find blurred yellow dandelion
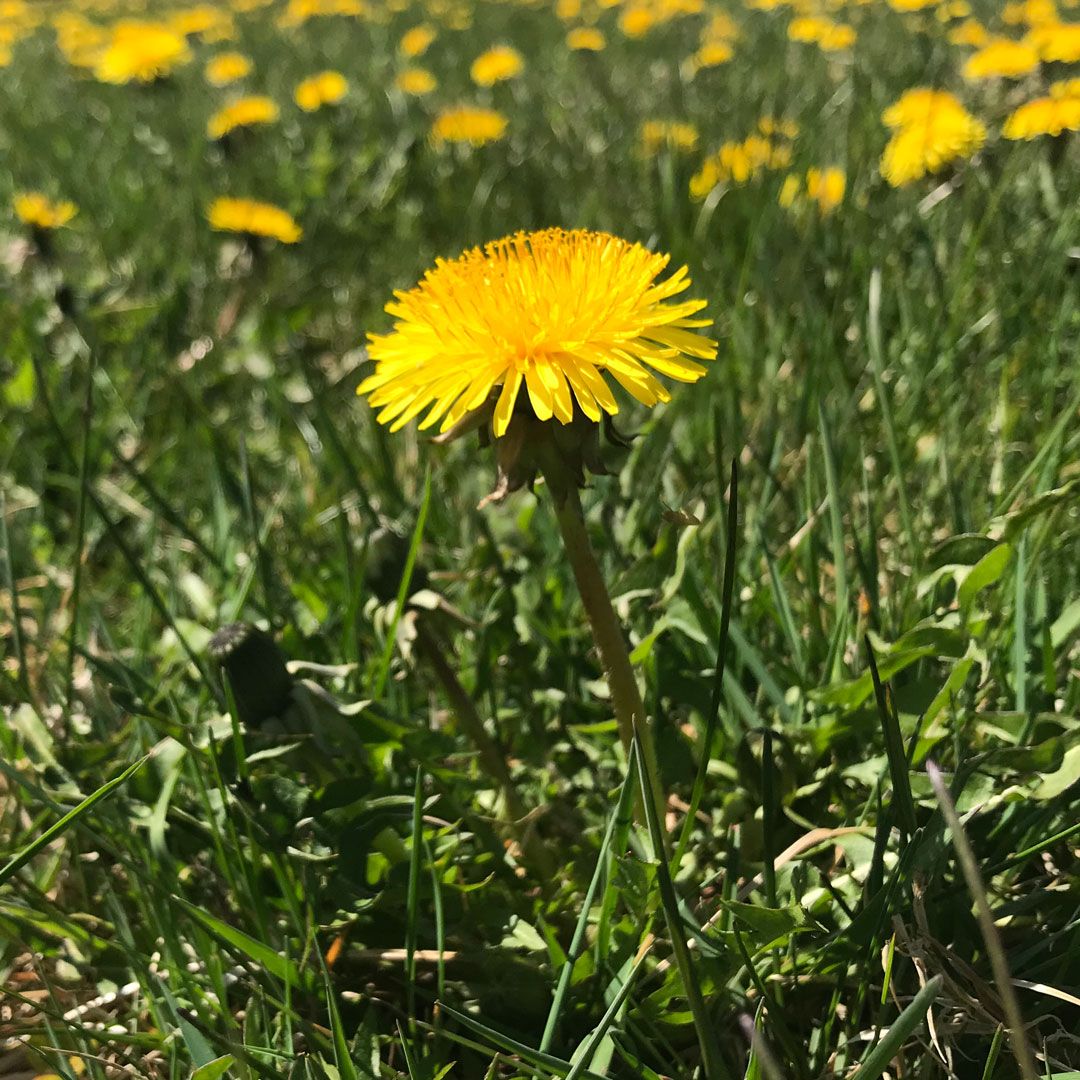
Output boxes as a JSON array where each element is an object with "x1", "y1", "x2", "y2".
[
  {"x1": 295, "y1": 70, "x2": 348, "y2": 110},
  {"x1": 207, "y1": 197, "x2": 302, "y2": 242},
  {"x1": 207, "y1": 95, "x2": 279, "y2": 138},
  {"x1": 962, "y1": 37, "x2": 1039, "y2": 78},
  {"x1": 880, "y1": 90, "x2": 985, "y2": 185},
  {"x1": 94, "y1": 20, "x2": 191, "y2": 83},
  {"x1": 805, "y1": 166, "x2": 845, "y2": 211},
  {"x1": 396, "y1": 66, "x2": 437, "y2": 94},
  {"x1": 431, "y1": 106, "x2": 508, "y2": 146},
  {"x1": 470, "y1": 45, "x2": 524, "y2": 85},
  {"x1": 205, "y1": 50, "x2": 251, "y2": 85},
  {"x1": 640, "y1": 120, "x2": 699, "y2": 155},
  {"x1": 356, "y1": 228, "x2": 716, "y2": 437},
  {"x1": 13, "y1": 191, "x2": 77, "y2": 229},
  {"x1": 399, "y1": 23, "x2": 436, "y2": 57},
  {"x1": 1003, "y1": 90, "x2": 1080, "y2": 137},
  {"x1": 1029, "y1": 21, "x2": 1080, "y2": 61},
  {"x1": 566, "y1": 26, "x2": 606, "y2": 49}
]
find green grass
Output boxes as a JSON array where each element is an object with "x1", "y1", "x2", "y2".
[{"x1": 3, "y1": 0, "x2": 1080, "y2": 1077}]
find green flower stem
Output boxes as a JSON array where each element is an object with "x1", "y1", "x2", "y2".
[{"x1": 548, "y1": 484, "x2": 667, "y2": 836}]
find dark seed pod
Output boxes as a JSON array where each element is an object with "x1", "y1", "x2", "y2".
[
  {"x1": 365, "y1": 526, "x2": 429, "y2": 604},
  {"x1": 208, "y1": 622, "x2": 293, "y2": 727}
]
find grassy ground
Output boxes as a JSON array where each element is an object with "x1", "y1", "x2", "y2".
[{"x1": 2, "y1": 0, "x2": 1080, "y2": 1077}]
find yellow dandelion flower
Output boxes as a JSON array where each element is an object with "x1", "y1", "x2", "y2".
[
  {"x1": 399, "y1": 23, "x2": 436, "y2": 57},
  {"x1": 54, "y1": 14, "x2": 107, "y2": 69},
  {"x1": 758, "y1": 115, "x2": 799, "y2": 138},
  {"x1": 1029, "y1": 21, "x2": 1080, "y2": 61},
  {"x1": 1051, "y1": 77, "x2": 1080, "y2": 96},
  {"x1": 948, "y1": 17, "x2": 989, "y2": 45},
  {"x1": 94, "y1": 20, "x2": 191, "y2": 84},
  {"x1": 817, "y1": 22, "x2": 855, "y2": 49},
  {"x1": 1003, "y1": 92, "x2": 1080, "y2": 137},
  {"x1": 356, "y1": 228, "x2": 716, "y2": 438},
  {"x1": 207, "y1": 197, "x2": 302, "y2": 242},
  {"x1": 619, "y1": 5, "x2": 656, "y2": 37},
  {"x1": 278, "y1": 0, "x2": 367, "y2": 26},
  {"x1": 805, "y1": 166, "x2": 845, "y2": 211},
  {"x1": 880, "y1": 98, "x2": 985, "y2": 186},
  {"x1": 295, "y1": 70, "x2": 348, "y2": 111},
  {"x1": 205, "y1": 50, "x2": 251, "y2": 85},
  {"x1": 557, "y1": 0, "x2": 582, "y2": 19},
  {"x1": 13, "y1": 191, "x2": 77, "y2": 229},
  {"x1": 171, "y1": 5, "x2": 235, "y2": 40},
  {"x1": 883, "y1": 87, "x2": 966, "y2": 127},
  {"x1": 887, "y1": 0, "x2": 938, "y2": 11},
  {"x1": 566, "y1": 26, "x2": 606, "y2": 49},
  {"x1": 431, "y1": 106, "x2": 508, "y2": 146},
  {"x1": 692, "y1": 40, "x2": 733, "y2": 66},
  {"x1": 396, "y1": 66, "x2": 437, "y2": 94},
  {"x1": 962, "y1": 37, "x2": 1039, "y2": 78},
  {"x1": 778, "y1": 174, "x2": 801, "y2": 206},
  {"x1": 787, "y1": 14, "x2": 831, "y2": 40},
  {"x1": 640, "y1": 120, "x2": 699, "y2": 155},
  {"x1": 207, "y1": 95, "x2": 279, "y2": 138},
  {"x1": 470, "y1": 44, "x2": 524, "y2": 86}
]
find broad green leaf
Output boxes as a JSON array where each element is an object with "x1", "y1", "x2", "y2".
[
  {"x1": 957, "y1": 543, "x2": 1012, "y2": 609},
  {"x1": 193, "y1": 1056, "x2": 237, "y2": 1080}
]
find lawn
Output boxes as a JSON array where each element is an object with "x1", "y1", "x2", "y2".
[{"x1": 2, "y1": 0, "x2": 1080, "y2": 1077}]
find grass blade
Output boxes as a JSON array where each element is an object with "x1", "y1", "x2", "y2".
[{"x1": 848, "y1": 974, "x2": 942, "y2": 1080}]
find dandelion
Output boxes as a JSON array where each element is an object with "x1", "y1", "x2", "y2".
[
  {"x1": 295, "y1": 70, "x2": 348, "y2": 111},
  {"x1": 805, "y1": 166, "x2": 846, "y2": 211},
  {"x1": 207, "y1": 95, "x2": 279, "y2": 139},
  {"x1": 278, "y1": 0, "x2": 367, "y2": 26},
  {"x1": 1029, "y1": 22, "x2": 1080, "y2": 62},
  {"x1": 640, "y1": 120, "x2": 699, "y2": 155},
  {"x1": 357, "y1": 228, "x2": 714, "y2": 832},
  {"x1": 948, "y1": 18, "x2": 989, "y2": 45},
  {"x1": 880, "y1": 90, "x2": 985, "y2": 185},
  {"x1": 619, "y1": 5, "x2": 656, "y2": 37},
  {"x1": 1003, "y1": 90, "x2": 1080, "y2": 137},
  {"x1": 962, "y1": 37, "x2": 1039, "y2": 78},
  {"x1": 207, "y1": 197, "x2": 302, "y2": 243},
  {"x1": 691, "y1": 40, "x2": 734, "y2": 67},
  {"x1": 690, "y1": 134, "x2": 792, "y2": 197},
  {"x1": 94, "y1": 20, "x2": 191, "y2": 83},
  {"x1": 470, "y1": 45, "x2": 524, "y2": 86},
  {"x1": 205, "y1": 51, "x2": 251, "y2": 85},
  {"x1": 566, "y1": 26, "x2": 606, "y2": 49},
  {"x1": 13, "y1": 191, "x2": 77, "y2": 229},
  {"x1": 818, "y1": 22, "x2": 855, "y2": 49},
  {"x1": 431, "y1": 106, "x2": 508, "y2": 146},
  {"x1": 396, "y1": 66, "x2": 437, "y2": 94},
  {"x1": 171, "y1": 5, "x2": 235, "y2": 41},
  {"x1": 356, "y1": 228, "x2": 715, "y2": 438},
  {"x1": 399, "y1": 23, "x2": 435, "y2": 57}
]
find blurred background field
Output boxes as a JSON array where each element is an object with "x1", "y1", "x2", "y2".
[{"x1": 2, "y1": 0, "x2": 1080, "y2": 1076}]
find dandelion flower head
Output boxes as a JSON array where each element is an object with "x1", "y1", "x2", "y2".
[
  {"x1": 396, "y1": 66, "x2": 437, "y2": 94},
  {"x1": 205, "y1": 51, "x2": 251, "y2": 85},
  {"x1": 94, "y1": 20, "x2": 191, "y2": 83},
  {"x1": 880, "y1": 89, "x2": 985, "y2": 186},
  {"x1": 14, "y1": 191, "x2": 78, "y2": 229},
  {"x1": 470, "y1": 44, "x2": 524, "y2": 85},
  {"x1": 399, "y1": 23, "x2": 436, "y2": 56},
  {"x1": 356, "y1": 228, "x2": 716, "y2": 438},
  {"x1": 431, "y1": 106, "x2": 508, "y2": 146},
  {"x1": 566, "y1": 26, "x2": 606, "y2": 49},
  {"x1": 207, "y1": 95, "x2": 280, "y2": 138},
  {"x1": 207, "y1": 197, "x2": 302, "y2": 243},
  {"x1": 962, "y1": 37, "x2": 1039, "y2": 78},
  {"x1": 295, "y1": 70, "x2": 348, "y2": 110}
]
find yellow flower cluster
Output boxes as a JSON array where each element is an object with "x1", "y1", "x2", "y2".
[
  {"x1": 431, "y1": 105, "x2": 508, "y2": 146},
  {"x1": 470, "y1": 44, "x2": 524, "y2": 86},
  {"x1": 566, "y1": 26, "x2": 605, "y2": 50},
  {"x1": 278, "y1": 0, "x2": 366, "y2": 28},
  {"x1": 640, "y1": 120, "x2": 699, "y2": 156},
  {"x1": 690, "y1": 131, "x2": 793, "y2": 198},
  {"x1": 13, "y1": 191, "x2": 78, "y2": 229},
  {"x1": 294, "y1": 69, "x2": 348, "y2": 111},
  {"x1": 880, "y1": 88, "x2": 985, "y2": 187},
  {"x1": 962, "y1": 36, "x2": 1039, "y2": 78},
  {"x1": 1004, "y1": 80, "x2": 1080, "y2": 138},
  {"x1": 93, "y1": 19, "x2": 191, "y2": 83},
  {"x1": 207, "y1": 196, "x2": 302, "y2": 243},
  {"x1": 357, "y1": 228, "x2": 716, "y2": 437},
  {"x1": 779, "y1": 166, "x2": 846, "y2": 213},
  {"x1": 396, "y1": 66, "x2": 437, "y2": 94},
  {"x1": 787, "y1": 14, "x2": 856, "y2": 51},
  {"x1": 205, "y1": 50, "x2": 250, "y2": 85},
  {"x1": 207, "y1": 95, "x2": 279, "y2": 138}
]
